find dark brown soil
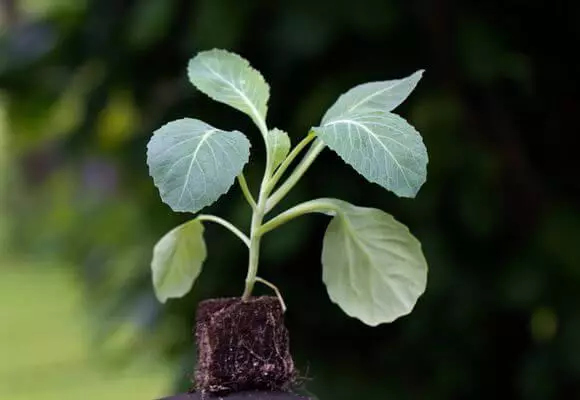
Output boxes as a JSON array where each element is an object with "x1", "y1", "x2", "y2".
[
  {"x1": 160, "y1": 391, "x2": 308, "y2": 399},
  {"x1": 194, "y1": 296, "x2": 296, "y2": 395}
]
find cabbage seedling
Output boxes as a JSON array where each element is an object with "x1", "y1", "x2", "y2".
[{"x1": 147, "y1": 49, "x2": 428, "y2": 326}]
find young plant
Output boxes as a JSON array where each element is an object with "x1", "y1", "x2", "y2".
[{"x1": 147, "y1": 49, "x2": 428, "y2": 326}]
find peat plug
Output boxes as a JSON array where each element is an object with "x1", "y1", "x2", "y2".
[{"x1": 195, "y1": 297, "x2": 295, "y2": 395}]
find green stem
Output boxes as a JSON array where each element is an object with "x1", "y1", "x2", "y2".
[
  {"x1": 265, "y1": 140, "x2": 326, "y2": 213},
  {"x1": 197, "y1": 214, "x2": 250, "y2": 248},
  {"x1": 266, "y1": 131, "x2": 316, "y2": 194},
  {"x1": 243, "y1": 206, "x2": 265, "y2": 300},
  {"x1": 259, "y1": 198, "x2": 340, "y2": 236},
  {"x1": 237, "y1": 174, "x2": 256, "y2": 209},
  {"x1": 242, "y1": 116, "x2": 272, "y2": 301}
]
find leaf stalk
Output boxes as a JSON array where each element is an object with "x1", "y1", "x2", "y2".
[
  {"x1": 259, "y1": 198, "x2": 340, "y2": 236},
  {"x1": 266, "y1": 131, "x2": 316, "y2": 194},
  {"x1": 237, "y1": 174, "x2": 256, "y2": 209},
  {"x1": 266, "y1": 140, "x2": 326, "y2": 213},
  {"x1": 197, "y1": 214, "x2": 251, "y2": 248}
]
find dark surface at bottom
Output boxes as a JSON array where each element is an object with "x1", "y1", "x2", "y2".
[{"x1": 160, "y1": 391, "x2": 308, "y2": 399}]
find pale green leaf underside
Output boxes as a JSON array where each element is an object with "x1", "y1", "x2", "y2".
[
  {"x1": 321, "y1": 200, "x2": 427, "y2": 326},
  {"x1": 152, "y1": 219, "x2": 207, "y2": 303},
  {"x1": 314, "y1": 110, "x2": 427, "y2": 198},
  {"x1": 267, "y1": 128, "x2": 291, "y2": 169},
  {"x1": 147, "y1": 118, "x2": 250, "y2": 213},
  {"x1": 322, "y1": 70, "x2": 424, "y2": 123},
  {"x1": 188, "y1": 49, "x2": 270, "y2": 129}
]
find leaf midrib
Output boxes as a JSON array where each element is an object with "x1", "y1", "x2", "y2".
[
  {"x1": 347, "y1": 80, "x2": 402, "y2": 112},
  {"x1": 324, "y1": 118, "x2": 413, "y2": 190},
  {"x1": 201, "y1": 59, "x2": 265, "y2": 131},
  {"x1": 177, "y1": 128, "x2": 217, "y2": 204},
  {"x1": 340, "y1": 213, "x2": 409, "y2": 316}
]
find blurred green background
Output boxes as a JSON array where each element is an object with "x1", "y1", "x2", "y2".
[{"x1": 1, "y1": 0, "x2": 580, "y2": 399}]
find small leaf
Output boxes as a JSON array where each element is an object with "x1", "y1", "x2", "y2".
[
  {"x1": 152, "y1": 219, "x2": 207, "y2": 303},
  {"x1": 321, "y1": 200, "x2": 427, "y2": 326},
  {"x1": 314, "y1": 109, "x2": 427, "y2": 198},
  {"x1": 267, "y1": 128, "x2": 290, "y2": 169},
  {"x1": 188, "y1": 49, "x2": 270, "y2": 129},
  {"x1": 147, "y1": 118, "x2": 250, "y2": 213},
  {"x1": 322, "y1": 70, "x2": 423, "y2": 123}
]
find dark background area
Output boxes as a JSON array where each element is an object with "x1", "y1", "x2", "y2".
[{"x1": 1, "y1": 0, "x2": 580, "y2": 399}]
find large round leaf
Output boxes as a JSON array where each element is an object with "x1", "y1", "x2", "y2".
[
  {"x1": 147, "y1": 118, "x2": 250, "y2": 213},
  {"x1": 321, "y1": 201, "x2": 427, "y2": 325},
  {"x1": 152, "y1": 219, "x2": 207, "y2": 303}
]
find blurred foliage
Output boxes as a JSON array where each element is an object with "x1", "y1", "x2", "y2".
[
  {"x1": 0, "y1": 94, "x2": 7, "y2": 252},
  {"x1": 1, "y1": 0, "x2": 580, "y2": 399},
  {"x1": 0, "y1": 261, "x2": 173, "y2": 399}
]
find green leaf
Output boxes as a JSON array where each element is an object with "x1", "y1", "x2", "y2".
[
  {"x1": 314, "y1": 109, "x2": 427, "y2": 198},
  {"x1": 315, "y1": 70, "x2": 427, "y2": 197},
  {"x1": 267, "y1": 128, "x2": 290, "y2": 169},
  {"x1": 147, "y1": 118, "x2": 251, "y2": 213},
  {"x1": 321, "y1": 200, "x2": 427, "y2": 326},
  {"x1": 188, "y1": 49, "x2": 270, "y2": 131},
  {"x1": 151, "y1": 219, "x2": 207, "y2": 303},
  {"x1": 322, "y1": 70, "x2": 424, "y2": 122}
]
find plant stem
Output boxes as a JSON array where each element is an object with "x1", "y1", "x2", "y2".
[
  {"x1": 259, "y1": 198, "x2": 340, "y2": 236},
  {"x1": 242, "y1": 116, "x2": 272, "y2": 301},
  {"x1": 197, "y1": 214, "x2": 251, "y2": 248},
  {"x1": 237, "y1": 174, "x2": 256, "y2": 209},
  {"x1": 266, "y1": 131, "x2": 316, "y2": 194},
  {"x1": 242, "y1": 124, "x2": 324, "y2": 300},
  {"x1": 266, "y1": 140, "x2": 326, "y2": 213},
  {"x1": 243, "y1": 205, "x2": 265, "y2": 300}
]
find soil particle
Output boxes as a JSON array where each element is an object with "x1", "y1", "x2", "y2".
[{"x1": 194, "y1": 296, "x2": 296, "y2": 396}]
